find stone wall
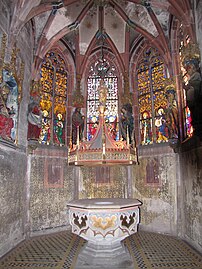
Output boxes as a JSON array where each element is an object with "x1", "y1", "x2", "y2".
[
  {"x1": 0, "y1": 0, "x2": 10, "y2": 33},
  {"x1": 179, "y1": 138, "x2": 202, "y2": 253},
  {"x1": 132, "y1": 145, "x2": 178, "y2": 235},
  {"x1": 28, "y1": 147, "x2": 74, "y2": 235},
  {"x1": 0, "y1": 0, "x2": 33, "y2": 257},
  {"x1": 195, "y1": 0, "x2": 202, "y2": 67},
  {"x1": 0, "y1": 145, "x2": 27, "y2": 257},
  {"x1": 77, "y1": 166, "x2": 128, "y2": 199}
]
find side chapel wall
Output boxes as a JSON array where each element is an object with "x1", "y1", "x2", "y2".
[
  {"x1": 177, "y1": 2, "x2": 202, "y2": 254},
  {"x1": 28, "y1": 148, "x2": 75, "y2": 235},
  {"x1": 0, "y1": 0, "x2": 33, "y2": 257},
  {"x1": 132, "y1": 146, "x2": 178, "y2": 235}
]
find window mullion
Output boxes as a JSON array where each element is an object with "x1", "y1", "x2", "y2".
[
  {"x1": 50, "y1": 66, "x2": 56, "y2": 145},
  {"x1": 149, "y1": 66, "x2": 156, "y2": 143}
]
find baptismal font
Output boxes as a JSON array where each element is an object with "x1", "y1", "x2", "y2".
[{"x1": 67, "y1": 80, "x2": 142, "y2": 269}]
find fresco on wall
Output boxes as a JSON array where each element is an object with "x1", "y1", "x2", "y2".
[
  {"x1": 0, "y1": 69, "x2": 18, "y2": 142},
  {"x1": 146, "y1": 158, "x2": 159, "y2": 184}
]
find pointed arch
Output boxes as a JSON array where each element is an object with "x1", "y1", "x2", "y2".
[
  {"x1": 28, "y1": 47, "x2": 74, "y2": 146},
  {"x1": 80, "y1": 31, "x2": 125, "y2": 76},
  {"x1": 132, "y1": 47, "x2": 179, "y2": 145}
]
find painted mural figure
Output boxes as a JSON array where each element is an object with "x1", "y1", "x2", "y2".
[
  {"x1": 72, "y1": 107, "x2": 85, "y2": 145},
  {"x1": 0, "y1": 70, "x2": 18, "y2": 141},
  {"x1": 119, "y1": 103, "x2": 134, "y2": 144}
]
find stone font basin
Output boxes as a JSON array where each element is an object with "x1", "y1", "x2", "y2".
[{"x1": 67, "y1": 198, "x2": 142, "y2": 269}]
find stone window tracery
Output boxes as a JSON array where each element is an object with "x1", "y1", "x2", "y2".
[{"x1": 87, "y1": 58, "x2": 119, "y2": 141}]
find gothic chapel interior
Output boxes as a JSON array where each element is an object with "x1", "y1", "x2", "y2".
[{"x1": 0, "y1": 0, "x2": 202, "y2": 260}]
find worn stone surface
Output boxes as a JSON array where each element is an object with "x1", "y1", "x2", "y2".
[
  {"x1": 0, "y1": 0, "x2": 10, "y2": 33},
  {"x1": 29, "y1": 149, "x2": 74, "y2": 233},
  {"x1": 0, "y1": 146, "x2": 27, "y2": 257},
  {"x1": 0, "y1": 0, "x2": 34, "y2": 257},
  {"x1": 132, "y1": 147, "x2": 178, "y2": 235},
  {"x1": 78, "y1": 166, "x2": 127, "y2": 199},
  {"x1": 179, "y1": 145, "x2": 202, "y2": 253}
]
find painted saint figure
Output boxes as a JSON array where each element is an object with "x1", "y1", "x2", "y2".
[
  {"x1": 155, "y1": 108, "x2": 168, "y2": 143},
  {"x1": 54, "y1": 113, "x2": 64, "y2": 145},
  {"x1": 38, "y1": 110, "x2": 51, "y2": 144}
]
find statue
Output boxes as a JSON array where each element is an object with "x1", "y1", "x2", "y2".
[
  {"x1": 166, "y1": 90, "x2": 179, "y2": 139},
  {"x1": 27, "y1": 101, "x2": 42, "y2": 140},
  {"x1": 27, "y1": 80, "x2": 42, "y2": 140},
  {"x1": 0, "y1": 69, "x2": 18, "y2": 141},
  {"x1": 119, "y1": 103, "x2": 134, "y2": 144},
  {"x1": 0, "y1": 84, "x2": 14, "y2": 140},
  {"x1": 72, "y1": 107, "x2": 85, "y2": 145},
  {"x1": 183, "y1": 60, "x2": 202, "y2": 136}
]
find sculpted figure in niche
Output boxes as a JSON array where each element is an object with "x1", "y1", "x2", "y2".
[
  {"x1": 184, "y1": 61, "x2": 202, "y2": 135},
  {"x1": 27, "y1": 81, "x2": 42, "y2": 140},
  {"x1": 27, "y1": 100, "x2": 42, "y2": 140},
  {"x1": 0, "y1": 84, "x2": 14, "y2": 140},
  {"x1": 119, "y1": 103, "x2": 134, "y2": 144},
  {"x1": 0, "y1": 69, "x2": 18, "y2": 141},
  {"x1": 72, "y1": 107, "x2": 85, "y2": 145},
  {"x1": 166, "y1": 90, "x2": 179, "y2": 139}
]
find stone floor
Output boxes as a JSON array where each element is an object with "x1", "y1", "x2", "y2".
[{"x1": 0, "y1": 230, "x2": 201, "y2": 269}]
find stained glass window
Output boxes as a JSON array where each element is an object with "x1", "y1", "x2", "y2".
[
  {"x1": 28, "y1": 51, "x2": 68, "y2": 146},
  {"x1": 137, "y1": 48, "x2": 168, "y2": 145},
  {"x1": 87, "y1": 58, "x2": 118, "y2": 141}
]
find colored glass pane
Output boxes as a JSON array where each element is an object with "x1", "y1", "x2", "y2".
[
  {"x1": 87, "y1": 59, "x2": 118, "y2": 141},
  {"x1": 38, "y1": 51, "x2": 67, "y2": 146},
  {"x1": 137, "y1": 48, "x2": 169, "y2": 145}
]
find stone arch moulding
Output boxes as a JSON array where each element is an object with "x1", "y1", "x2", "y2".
[
  {"x1": 79, "y1": 32, "x2": 125, "y2": 77},
  {"x1": 83, "y1": 48, "x2": 123, "y2": 100},
  {"x1": 33, "y1": 40, "x2": 75, "y2": 93}
]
